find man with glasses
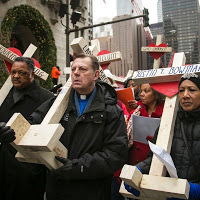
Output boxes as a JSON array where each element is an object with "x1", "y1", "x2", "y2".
[{"x1": 0, "y1": 57, "x2": 54, "y2": 200}]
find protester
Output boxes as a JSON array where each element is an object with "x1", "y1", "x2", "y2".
[
  {"x1": 127, "y1": 83, "x2": 165, "y2": 159},
  {"x1": 52, "y1": 65, "x2": 61, "y2": 85},
  {"x1": 124, "y1": 77, "x2": 140, "y2": 111},
  {"x1": 15, "y1": 53, "x2": 128, "y2": 200},
  {"x1": 0, "y1": 57, "x2": 54, "y2": 200},
  {"x1": 125, "y1": 73, "x2": 200, "y2": 200}
]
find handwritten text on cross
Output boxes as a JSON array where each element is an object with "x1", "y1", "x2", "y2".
[{"x1": 133, "y1": 64, "x2": 200, "y2": 84}]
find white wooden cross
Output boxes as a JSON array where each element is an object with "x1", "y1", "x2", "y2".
[
  {"x1": 119, "y1": 52, "x2": 197, "y2": 199},
  {"x1": 97, "y1": 51, "x2": 122, "y2": 65},
  {"x1": 141, "y1": 34, "x2": 172, "y2": 69},
  {"x1": 0, "y1": 44, "x2": 48, "y2": 80},
  {"x1": 5, "y1": 37, "x2": 122, "y2": 170},
  {"x1": 70, "y1": 37, "x2": 122, "y2": 86},
  {"x1": 0, "y1": 43, "x2": 49, "y2": 106}
]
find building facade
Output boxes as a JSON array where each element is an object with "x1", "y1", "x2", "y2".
[
  {"x1": 110, "y1": 15, "x2": 147, "y2": 77},
  {"x1": 93, "y1": 0, "x2": 147, "y2": 77},
  {"x1": 157, "y1": 0, "x2": 163, "y2": 23},
  {"x1": 93, "y1": 17, "x2": 113, "y2": 38},
  {"x1": 162, "y1": 0, "x2": 200, "y2": 64}
]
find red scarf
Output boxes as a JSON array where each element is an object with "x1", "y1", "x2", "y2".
[{"x1": 128, "y1": 100, "x2": 164, "y2": 120}]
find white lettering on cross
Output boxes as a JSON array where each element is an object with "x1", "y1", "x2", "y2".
[
  {"x1": 0, "y1": 44, "x2": 48, "y2": 81},
  {"x1": 133, "y1": 64, "x2": 200, "y2": 84},
  {"x1": 0, "y1": 44, "x2": 18, "y2": 62},
  {"x1": 97, "y1": 51, "x2": 122, "y2": 65},
  {"x1": 141, "y1": 47, "x2": 172, "y2": 52}
]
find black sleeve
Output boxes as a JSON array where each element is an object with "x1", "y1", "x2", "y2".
[{"x1": 29, "y1": 96, "x2": 56, "y2": 124}]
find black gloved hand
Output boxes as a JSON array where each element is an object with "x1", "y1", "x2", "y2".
[
  {"x1": 55, "y1": 156, "x2": 73, "y2": 169},
  {"x1": 0, "y1": 122, "x2": 16, "y2": 144},
  {"x1": 50, "y1": 156, "x2": 73, "y2": 180}
]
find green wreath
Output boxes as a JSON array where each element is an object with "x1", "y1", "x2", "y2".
[{"x1": 0, "y1": 4, "x2": 57, "y2": 89}]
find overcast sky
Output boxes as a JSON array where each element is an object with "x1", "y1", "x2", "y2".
[{"x1": 93, "y1": 0, "x2": 158, "y2": 24}]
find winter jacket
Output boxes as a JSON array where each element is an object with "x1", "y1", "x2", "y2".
[
  {"x1": 29, "y1": 80, "x2": 128, "y2": 200},
  {"x1": 52, "y1": 66, "x2": 61, "y2": 79},
  {"x1": 137, "y1": 105, "x2": 200, "y2": 184},
  {"x1": 0, "y1": 80, "x2": 54, "y2": 200}
]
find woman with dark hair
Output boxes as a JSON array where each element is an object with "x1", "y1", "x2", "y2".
[
  {"x1": 124, "y1": 77, "x2": 140, "y2": 100},
  {"x1": 124, "y1": 77, "x2": 140, "y2": 111},
  {"x1": 127, "y1": 83, "x2": 165, "y2": 160},
  {"x1": 125, "y1": 73, "x2": 200, "y2": 200}
]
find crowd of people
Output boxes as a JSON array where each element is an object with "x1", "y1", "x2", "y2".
[{"x1": 0, "y1": 54, "x2": 200, "y2": 200}]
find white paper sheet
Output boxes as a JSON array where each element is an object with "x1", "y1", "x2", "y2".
[
  {"x1": 148, "y1": 141, "x2": 178, "y2": 178},
  {"x1": 132, "y1": 115, "x2": 160, "y2": 144}
]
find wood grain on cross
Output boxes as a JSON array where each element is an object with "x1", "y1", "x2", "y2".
[
  {"x1": 141, "y1": 35, "x2": 172, "y2": 69},
  {"x1": 119, "y1": 52, "x2": 196, "y2": 199},
  {"x1": 7, "y1": 82, "x2": 71, "y2": 170},
  {"x1": 6, "y1": 37, "x2": 121, "y2": 170}
]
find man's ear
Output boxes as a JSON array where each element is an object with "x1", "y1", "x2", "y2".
[
  {"x1": 30, "y1": 71, "x2": 35, "y2": 79},
  {"x1": 94, "y1": 70, "x2": 100, "y2": 81}
]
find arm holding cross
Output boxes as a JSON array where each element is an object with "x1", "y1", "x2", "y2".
[
  {"x1": 0, "y1": 56, "x2": 54, "y2": 200},
  {"x1": 123, "y1": 72, "x2": 200, "y2": 200},
  {"x1": 12, "y1": 53, "x2": 128, "y2": 200}
]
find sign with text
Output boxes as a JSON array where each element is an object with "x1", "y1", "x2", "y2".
[
  {"x1": 97, "y1": 51, "x2": 122, "y2": 64},
  {"x1": 132, "y1": 64, "x2": 200, "y2": 84},
  {"x1": 141, "y1": 47, "x2": 172, "y2": 53},
  {"x1": 0, "y1": 44, "x2": 48, "y2": 80}
]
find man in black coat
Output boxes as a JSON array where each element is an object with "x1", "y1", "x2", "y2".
[
  {"x1": 28, "y1": 53, "x2": 128, "y2": 200},
  {"x1": 0, "y1": 57, "x2": 54, "y2": 200}
]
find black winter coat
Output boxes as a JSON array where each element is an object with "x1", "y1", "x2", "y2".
[
  {"x1": 0, "y1": 80, "x2": 54, "y2": 200},
  {"x1": 30, "y1": 80, "x2": 128, "y2": 200},
  {"x1": 137, "y1": 106, "x2": 200, "y2": 184}
]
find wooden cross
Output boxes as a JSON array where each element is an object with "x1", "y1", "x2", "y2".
[
  {"x1": 97, "y1": 51, "x2": 122, "y2": 65},
  {"x1": 64, "y1": 38, "x2": 122, "y2": 82},
  {"x1": 0, "y1": 43, "x2": 64, "y2": 170},
  {"x1": 70, "y1": 37, "x2": 122, "y2": 86},
  {"x1": 119, "y1": 52, "x2": 196, "y2": 199},
  {"x1": 5, "y1": 37, "x2": 122, "y2": 170},
  {"x1": 141, "y1": 34, "x2": 172, "y2": 69},
  {"x1": 0, "y1": 43, "x2": 48, "y2": 80},
  {"x1": 0, "y1": 43, "x2": 49, "y2": 107}
]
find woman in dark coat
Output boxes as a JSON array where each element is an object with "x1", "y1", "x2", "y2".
[{"x1": 126, "y1": 73, "x2": 200, "y2": 200}]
